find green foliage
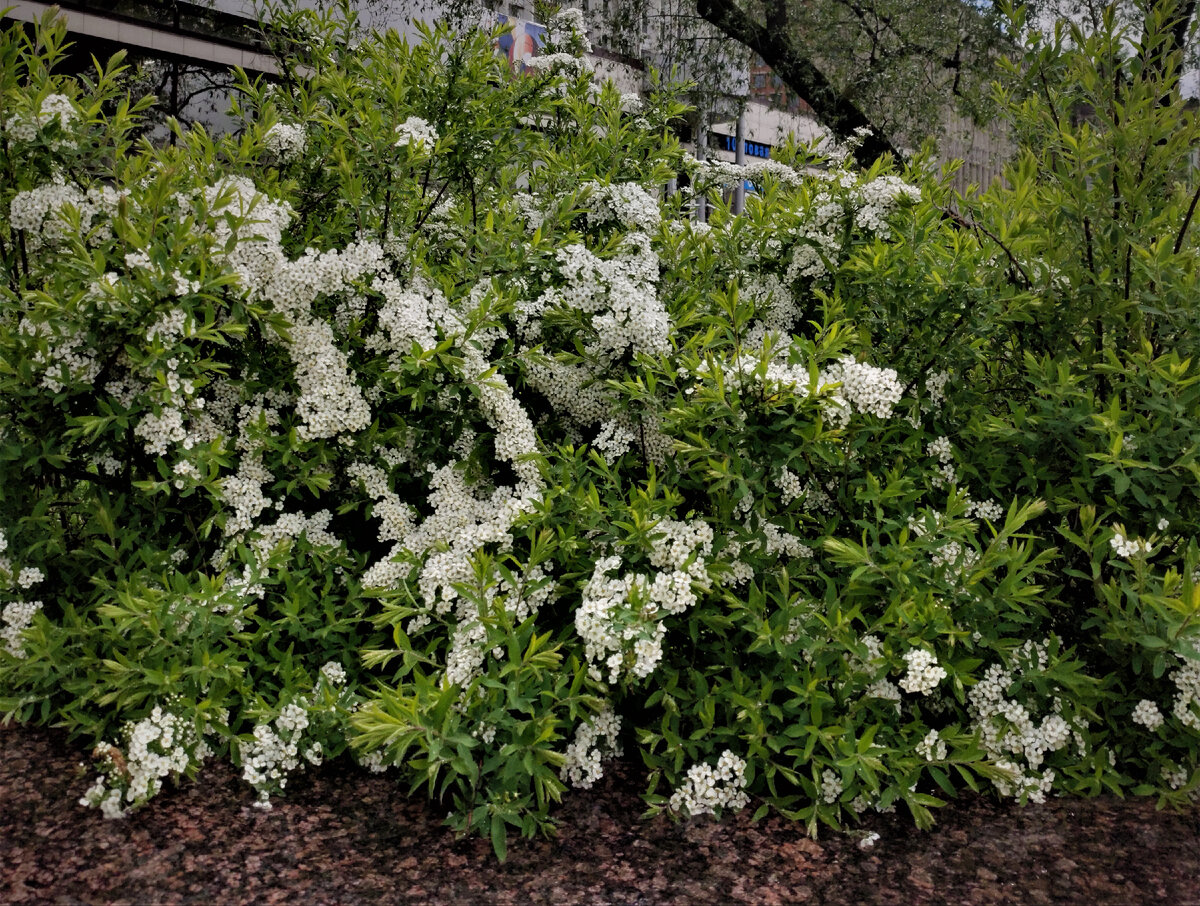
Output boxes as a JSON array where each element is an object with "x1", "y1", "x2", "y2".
[{"x1": 3, "y1": 0, "x2": 1200, "y2": 862}]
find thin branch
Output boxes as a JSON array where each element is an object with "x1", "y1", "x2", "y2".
[
  {"x1": 1083, "y1": 216, "x2": 1096, "y2": 273},
  {"x1": 1174, "y1": 178, "x2": 1200, "y2": 254},
  {"x1": 937, "y1": 205, "x2": 1033, "y2": 290}
]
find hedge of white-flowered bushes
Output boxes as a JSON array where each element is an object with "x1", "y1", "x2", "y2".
[{"x1": 2, "y1": 0, "x2": 1200, "y2": 858}]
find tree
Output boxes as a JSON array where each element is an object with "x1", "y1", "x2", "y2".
[
  {"x1": 1024, "y1": 0, "x2": 1198, "y2": 87},
  {"x1": 614, "y1": 0, "x2": 1013, "y2": 167},
  {"x1": 610, "y1": 0, "x2": 1198, "y2": 167}
]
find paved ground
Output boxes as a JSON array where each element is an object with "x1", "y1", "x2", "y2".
[{"x1": 3, "y1": 722, "x2": 1199, "y2": 905}]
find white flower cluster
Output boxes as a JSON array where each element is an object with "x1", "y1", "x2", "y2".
[
  {"x1": 583, "y1": 181, "x2": 661, "y2": 232},
  {"x1": 521, "y1": 355, "x2": 608, "y2": 429},
  {"x1": 347, "y1": 461, "x2": 415, "y2": 544},
  {"x1": 925, "y1": 370, "x2": 950, "y2": 409},
  {"x1": 820, "y1": 768, "x2": 844, "y2": 804},
  {"x1": 819, "y1": 356, "x2": 904, "y2": 425},
  {"x1": 1, "y1": 599, "x2": 43, "y2": 658},
  {"x1": 576, "y1": 521, "x2": 711, "y2": 683},
  {"x1": 355, "y1": 749, "x2": 391, "y2": 774},
  {"x1": 865, "y1": 677, "x2": 903, "y2": 708},
  {"x1": 468, "y1": 348, "x2": 542, "y2": 486},
  {"x1": 147, "y1": 308, "x2": 189, "y2": 344},
  {"x1": 241, "y1": 702, "x2": 312, "y2": 809},
  {"x1": 524, "y1": 52, "x2": 590, "y2": 76},
  {"x1": 513, "y1": 192, "x2": 547, "y2": 232},
  {"x1": 1110, "y1": 525, "x2": 1152, "y2": 559},
  {"x1": 355, "y1": 428, "x2": 548, "y2": 694},
  {"x1": 916, "y1": 729, "x2": 948, "y2": 762},
  {"x1": 20, "y1": 317, "x2": 105, "y2": 393},
  {"x1": 777, "y1": 467, "x2": 803, "y2": 504},
  {"x1": 740, "y1": 274, "x2": 802, "y2": 344},
  {"x1": 688, "y1": 336, "x2": 807, "y2": 402},
  {"x1": 560, "y1": 706, "x2": 622, "y2": 788},
  {"x1": 4, "y1": 93, "x2": 76, "y2": 142},
  {"x1": 220, "y1": 456, "x2": 275, "y2": 537},
  {"x1": 853, "y1": 175, "x2": 922, "y2": 234},
  {"x1": 698, "y1": 158, "x2": 803, "y2": 191},
  {"x1": 648, "y1": 518, "x2": 714, "y2": 581},
  {"x1": 289, "y1": 318, "x2": 372, "y2": 439},
  {"x1": 1163, "y1": 763, "x2": 1189, "y2": 790},
  {"x1": 0, "y1": 529, "x2": 46, "y2": 658},
  {"x1": 1132, "y1": 698, "x2": 1164, "y2": 731},
  {"x1": 192, "y1": 176, "x2": 294, "y2": 298},
  {"x1": 38, "y1": 93, "x2": 76, "y2": 130},
  {"x1": 9, "y1": 179, "x2": 122, "y2": 249},
  {"x1": 758, "y1": 519, "x2": 813, "y2": 559},
  {"x1": 394, "y1": 116, "x2": 438, "y2": 150},
  {"x1": 249, "y1": 509, "x2": 340, "y2": 562},
  {"x1": 574, "y1": 559, "x2": 662, "y2": 682},
  {"x1": 898, "y1": 648, "x2": 946, "y2": 696},
  {"x1": 80, "y1": 704, "x2": 213, "y2": 818},
  {"x1": 16, "y1": 566, "x2": 42, "y2": 587},
  {"x1": 781, "y1": 170, "x2": 919, "y2": 281},
  {"x1": 668, "y1": 750, "x2": 750, "y2": 817},
  {"x1": 967, "y1": 498, "x2": 1005, "y2": 522},
  {"x1": 967, "y1": 640, "x2": 1085, "y2": 803},
  {"x1": 319, "y1": 660, "x2": 348, "y2": 686},
  {"x1": 260, "y1": 240, "x2": 386, "y2": 440},
  {"x1": 536, "y1": 234, "x2": 669, "y2": 360},
  {"x1": 263, "y1": 122, "x2": 307, "y2": 161},
  {"x1": 1170, "y1": 657, "x2": 1200, "y2": 731},
  {"x1": 592, "y1": 419, "x2": 638, "y2": 464},
  {"x1": 546, "y1": 7, "x2": 592, "y2": 54},
  {"x1": 935, "y1": 541, "x2": 981, "y2": 580},
  {"x1": 369, "y1": 271, "x2": 465, "y2": 357},
  {"x1": 927, "y1": 436, "x2": 952, "y2": 464},
  {"x1": 445, "y1": 618, "x2": 487, "y2": 688}
]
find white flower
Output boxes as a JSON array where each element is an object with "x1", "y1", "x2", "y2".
[
  {"x1": 319, "y1": 661, "x2": 348, "y2": 686},
  {"x1": 927, "y1": 436, "x2": 953, "y2": 463},
  {"x1": 819, "y1": 356, "x2": 904, "y2": 424},
  {"x1": 820, "y1": 768, "x2": 843, "y2": 804},
  {"x1": 39, "y1": 93, "x2": 76, "y2": 129},
  {"x1": 899, "y1": 648, "x2": 946, "y2": 696},
  {"x1": 561, "y1": 707, "x2": 622, "y2": 788},
  {"x1": 668, "y1": 750, "x2": 749, "y2": 816},
  {"x1": 583, "y1": 181, "x2": 661, "y2": 232},
  {"x1": 1, "y1": 600, "x2": 43, "y2": 658},
  {"x1": 925, "y1": 371, "x2": 950, "y2": 408},
  {"x1": 1132, "y1": 699, "x2": 1164, "y2": 731},
  {"x1": 394, "y1": 116, "x2": 438, "y2": 150},
  {"x1": 1110, "y1": 526, "x2": 1152, "y2": 559},
  {"x1": 916, "y1": 729, "x2": 947, "y2": 762},
  {"x1": 276, "y1": 703, "x2": 309, "y2": 734},
  {"x1": 968, "y1": 498, "x2": 1005, "y2": 522},
  {"x1": 80, "y1": 705, "x2": 213, "y2": 817},
  {"x1": 263, "y1": 122, "x2": 307, "y2": 161},
  {"x1": 16, "y1": 566, "x2": 43, "y2": 588}
]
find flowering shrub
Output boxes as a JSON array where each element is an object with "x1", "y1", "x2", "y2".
[{"x1": 2, "y1": 0, "x2": 1200, "y2": 860}]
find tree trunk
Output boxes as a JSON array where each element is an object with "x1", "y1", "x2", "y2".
[{"x1": 695, "y1": 0, "x2": 905, "y2": 167}]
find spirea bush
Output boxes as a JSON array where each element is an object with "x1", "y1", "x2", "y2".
[{"x1": 3, "y1": 0, "x2": 1200, "y2": 859}]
